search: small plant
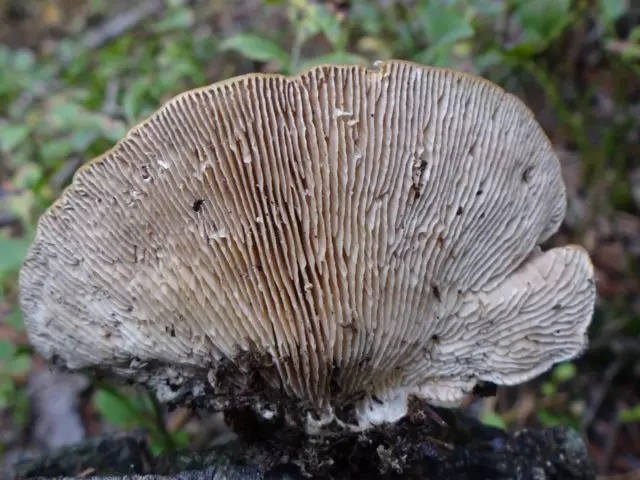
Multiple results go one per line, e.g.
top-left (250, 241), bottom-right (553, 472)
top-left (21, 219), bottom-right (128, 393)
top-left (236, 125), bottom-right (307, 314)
top-left (94, 384), bottom-right (189, 456)
top-left (0, 273), bottom-right (31, 450)
top-left (537, 362), bottom-right (581, 428)
top-left (221, 0), bottom-right (367, 74)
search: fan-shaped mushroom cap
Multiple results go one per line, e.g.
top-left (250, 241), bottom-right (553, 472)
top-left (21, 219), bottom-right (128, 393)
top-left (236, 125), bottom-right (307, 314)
top-left (19, 60), bottom-right (595, 427)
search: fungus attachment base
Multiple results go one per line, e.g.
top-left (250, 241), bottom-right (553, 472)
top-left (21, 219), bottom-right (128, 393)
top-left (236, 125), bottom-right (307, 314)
top-left (222, 396), bottom-right (465, 479)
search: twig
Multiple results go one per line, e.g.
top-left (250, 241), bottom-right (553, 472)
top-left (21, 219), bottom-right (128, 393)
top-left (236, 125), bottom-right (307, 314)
top-left (590, 336), bottom-right (640, 356)
top-left (73, 0), bottom-right (166, 55)
top-left (77, 467), bottom-right (97, 478)
top-left (581, 359), bottom-right (624, 430)
top-left (422, 403), bottom-right (448, 428)
top-left (52, 155), bottom-right (84, 189)
top-left (102, 79), bottom-right (121, 117)
top-left (166, 407), bottom-right (192, 433)
top-left (600, 411), bottom-right (621, 474)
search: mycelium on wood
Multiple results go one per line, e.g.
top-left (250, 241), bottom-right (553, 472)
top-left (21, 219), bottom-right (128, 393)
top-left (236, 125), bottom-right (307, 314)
top-left (19, 60), bottom-right (596, 430)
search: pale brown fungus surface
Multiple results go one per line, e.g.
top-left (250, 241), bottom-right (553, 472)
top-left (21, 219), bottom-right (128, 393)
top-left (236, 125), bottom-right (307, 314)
top-left (19, 60), bottom-right (596, 427)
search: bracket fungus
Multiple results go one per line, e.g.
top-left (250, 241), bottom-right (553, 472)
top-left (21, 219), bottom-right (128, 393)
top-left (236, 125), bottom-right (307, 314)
top-left (19, 60), bottom-right (596, 430)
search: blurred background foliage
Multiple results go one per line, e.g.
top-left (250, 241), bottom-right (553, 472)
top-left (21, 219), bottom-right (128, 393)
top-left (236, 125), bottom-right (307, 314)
top-left (0, 0), bottom-right (639, 476)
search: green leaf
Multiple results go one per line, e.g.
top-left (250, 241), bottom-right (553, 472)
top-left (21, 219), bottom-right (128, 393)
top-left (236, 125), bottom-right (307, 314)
top-left (173, 429), bottom-right (190, 448)
top-left (39, 138), bottom-right (76, 164)
top-left (5, 354), bottom-right (31, 377)
top-left (12, 163), bottom-right (43, 190)
top-left (309, 5), bottom-right (344, 49)
top-left (89, 0), bottom-right (108, 14)
top-left (537, 409), bottom-right (579, 429)
top-left (619, 404), bottom-right (640, 423)
top-left (552, 362), bottom-right (576, 383)
top-left (0, 235), bottom-right (30, 275)
top-left (4, 307), bottom-right (24, 331)
top-left (472, 50), bottom-right (504, 74)
top-left (600, 0), bottom-right (627, 24)
top-left (123, 78), bottom-right (150, 124)
top-left (0, 340), bottom-right (16, 361)
top-left (298, 52), bottom-right (368, 71)
top-left (152, 8), bottom-right (195, 33)
top-left (0, 124), bottom-right (31, 151)
top-left (537, 409), bottom-right (563, 427)
top-left (149, 440), bottom-right (165, 456)
top-left (481, 411), bottom-right (507, 430)
top-left (95, 116), bottom-right (127, 142)
top-left (541, 381), bottom-right (556, 397)
top-left (351, 2), bottom-right (384, 36)
top-left (472, 0), bottom-right (507, 18)
top-left (11, 390), bottom-right (30, 426)
top-left (419, 3), bottom-right (474, 47)
top-left (0, 379), bottom-right (16, 408)
top-left (430, 22), bottom-right (475, 52)
top-left (415, 2), bottom-right (474, 67)
top-left (50, 102), bottom-right (84, 131)
top-left (14, 345), bottom-right (34, 357)
top-left (511, 0), bottom-right (571, 53)
top-left (70, 130), bottom-right (99, 152)
top-left (11, 49), bottom-right (36, 72)
top-left (220, 34), bottom-right (290, 67)
top-left (94, 389), bottom-right (140, 428)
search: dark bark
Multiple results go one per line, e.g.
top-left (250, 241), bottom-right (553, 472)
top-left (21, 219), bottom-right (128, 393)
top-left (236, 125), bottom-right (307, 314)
top-left (11, 404), bottom-right (596, 480)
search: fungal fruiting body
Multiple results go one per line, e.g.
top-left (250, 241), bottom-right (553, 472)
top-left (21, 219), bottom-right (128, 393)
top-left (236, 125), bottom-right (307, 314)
top-left (19, 61), bottom-right (596, 429)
